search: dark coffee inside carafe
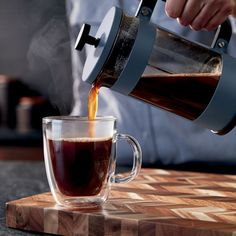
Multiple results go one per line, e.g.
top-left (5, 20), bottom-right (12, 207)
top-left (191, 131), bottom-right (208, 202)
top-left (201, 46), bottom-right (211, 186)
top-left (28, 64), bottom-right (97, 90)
top-left (94, 71), bottom-right (220, 121)
top-left (130, 72), bottom-right (220, 120)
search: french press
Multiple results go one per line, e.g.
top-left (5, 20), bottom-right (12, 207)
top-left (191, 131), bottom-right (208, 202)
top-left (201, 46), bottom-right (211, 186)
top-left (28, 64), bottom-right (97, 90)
top-left (75, 0), bottom-right (236, 135)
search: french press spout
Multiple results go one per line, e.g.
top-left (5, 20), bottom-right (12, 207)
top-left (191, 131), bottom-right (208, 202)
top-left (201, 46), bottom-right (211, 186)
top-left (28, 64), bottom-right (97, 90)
top-left (75, 0), bottom-right (236, 135)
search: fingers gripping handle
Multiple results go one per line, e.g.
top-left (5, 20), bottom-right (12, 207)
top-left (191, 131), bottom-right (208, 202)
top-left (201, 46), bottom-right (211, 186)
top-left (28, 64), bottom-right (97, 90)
top-left (113, 134), bottom-right (142, 184)
top-left (136, 0), bottom-right (232, 52)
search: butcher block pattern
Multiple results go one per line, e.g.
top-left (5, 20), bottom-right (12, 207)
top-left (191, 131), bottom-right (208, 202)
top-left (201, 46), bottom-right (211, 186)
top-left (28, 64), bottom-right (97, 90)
top-left (6, 168), bottom-right (236, 235)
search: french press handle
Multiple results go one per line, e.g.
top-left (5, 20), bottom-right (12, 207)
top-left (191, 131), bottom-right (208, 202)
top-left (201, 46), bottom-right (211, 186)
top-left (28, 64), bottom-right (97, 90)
top-left (136, 0), bottom-right (232, 52)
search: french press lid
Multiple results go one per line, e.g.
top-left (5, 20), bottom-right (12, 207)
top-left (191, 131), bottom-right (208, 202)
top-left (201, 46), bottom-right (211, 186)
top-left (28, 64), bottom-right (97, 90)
top-left (75, 7), bottom-right (122, 84)
top-left (75, 6), bottom-right (156, 94)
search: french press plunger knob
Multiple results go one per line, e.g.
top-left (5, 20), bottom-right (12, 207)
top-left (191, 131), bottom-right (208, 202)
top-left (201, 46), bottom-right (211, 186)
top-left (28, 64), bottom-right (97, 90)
top-left (75, 23), bottom-right (100, 51)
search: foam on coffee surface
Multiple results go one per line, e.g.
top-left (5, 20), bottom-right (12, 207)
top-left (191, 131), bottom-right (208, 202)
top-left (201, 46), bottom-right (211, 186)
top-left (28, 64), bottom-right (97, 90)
top-left (51, 137), bottom-right (113, 142)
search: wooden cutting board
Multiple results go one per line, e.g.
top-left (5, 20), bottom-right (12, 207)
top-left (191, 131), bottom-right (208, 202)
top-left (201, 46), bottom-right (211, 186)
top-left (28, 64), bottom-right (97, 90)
top-left (6, 168), bottom-right (236, 236)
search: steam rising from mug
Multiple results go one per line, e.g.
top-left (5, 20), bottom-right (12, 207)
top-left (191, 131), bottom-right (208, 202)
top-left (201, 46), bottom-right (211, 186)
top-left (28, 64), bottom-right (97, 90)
top-left (26, 0), bottom-right (73, 114)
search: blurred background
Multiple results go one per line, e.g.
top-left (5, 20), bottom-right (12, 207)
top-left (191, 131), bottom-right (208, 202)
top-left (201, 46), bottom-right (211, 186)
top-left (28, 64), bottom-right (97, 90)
top-left (0, 0), bottom-right (72, 160)
top-left (0, 2), bottom-right (74, 233)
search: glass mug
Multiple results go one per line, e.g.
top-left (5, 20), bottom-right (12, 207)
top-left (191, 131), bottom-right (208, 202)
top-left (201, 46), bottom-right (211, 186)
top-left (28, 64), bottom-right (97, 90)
top-left (43, 116), bottom-right (142, 207)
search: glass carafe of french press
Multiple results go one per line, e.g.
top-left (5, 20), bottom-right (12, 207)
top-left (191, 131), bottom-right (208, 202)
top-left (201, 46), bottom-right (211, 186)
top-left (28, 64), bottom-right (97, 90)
top-left (75, 0), bottom-right (236, 134)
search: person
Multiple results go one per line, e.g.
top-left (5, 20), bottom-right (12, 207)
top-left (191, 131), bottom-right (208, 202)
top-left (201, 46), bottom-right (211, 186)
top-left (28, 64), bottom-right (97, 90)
top-left (66, 0), bottom-right (236, 168)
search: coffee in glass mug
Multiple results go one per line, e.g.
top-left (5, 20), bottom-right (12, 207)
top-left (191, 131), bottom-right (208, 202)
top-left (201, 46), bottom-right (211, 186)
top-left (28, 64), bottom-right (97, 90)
top-left (43, 116), bottom-right (142, 207)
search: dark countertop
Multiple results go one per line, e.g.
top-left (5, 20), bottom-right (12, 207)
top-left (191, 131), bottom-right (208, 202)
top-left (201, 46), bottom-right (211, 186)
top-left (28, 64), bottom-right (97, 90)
top-left (0, 161), bottom-right (49, 235)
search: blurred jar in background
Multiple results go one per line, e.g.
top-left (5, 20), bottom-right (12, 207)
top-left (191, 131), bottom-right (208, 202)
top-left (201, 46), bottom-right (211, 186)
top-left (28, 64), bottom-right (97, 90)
top-left (17, 96), bottom-right (56, 134)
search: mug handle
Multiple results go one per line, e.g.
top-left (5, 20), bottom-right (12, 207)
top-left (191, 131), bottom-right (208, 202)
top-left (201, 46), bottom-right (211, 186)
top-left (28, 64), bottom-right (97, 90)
top-left (112, 133), bottom-right (142, 183)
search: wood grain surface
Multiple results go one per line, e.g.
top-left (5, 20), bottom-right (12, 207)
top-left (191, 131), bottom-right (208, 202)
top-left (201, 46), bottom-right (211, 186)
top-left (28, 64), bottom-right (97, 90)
top-left (6, 168), bottom-right (236, 236)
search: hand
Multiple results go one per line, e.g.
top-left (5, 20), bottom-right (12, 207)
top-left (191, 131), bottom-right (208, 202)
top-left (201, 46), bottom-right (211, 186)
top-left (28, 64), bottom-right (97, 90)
top-left (165, 0), bottom-right (236, 31)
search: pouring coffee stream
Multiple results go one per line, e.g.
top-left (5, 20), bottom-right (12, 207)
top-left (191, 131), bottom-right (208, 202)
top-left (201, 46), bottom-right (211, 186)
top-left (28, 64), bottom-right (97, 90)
top-left (88, 82), bottom-right (99, 120)
top-left (76, 0), bottom-right (236, 135)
